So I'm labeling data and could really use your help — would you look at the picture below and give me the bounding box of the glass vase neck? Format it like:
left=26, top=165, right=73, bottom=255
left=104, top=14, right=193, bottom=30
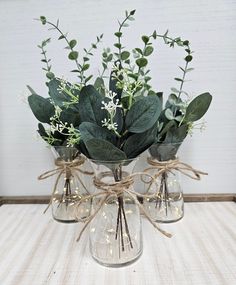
left=149, top=141, right=183, bottom=161
left=51, top=146, right=80, bottom=161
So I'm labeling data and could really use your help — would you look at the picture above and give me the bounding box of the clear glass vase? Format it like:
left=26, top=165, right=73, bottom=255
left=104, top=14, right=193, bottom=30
left=51, top=146, right=92, bottom=223
left=89, top=158, right=142, bottom=267
left=142, top=142, right=184, bottom=223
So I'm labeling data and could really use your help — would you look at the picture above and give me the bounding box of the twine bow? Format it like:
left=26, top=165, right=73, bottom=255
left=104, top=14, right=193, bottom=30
left=38, top=156, right=94, bottom=213
left=142, top=157, right=208, bottom=198
left=74, top=171, right=172, bottom=242
left=145, top=157, right=208, bottom=180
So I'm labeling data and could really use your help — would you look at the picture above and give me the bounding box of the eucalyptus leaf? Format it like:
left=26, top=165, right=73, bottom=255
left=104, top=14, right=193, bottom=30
left=184, top=93, right=212, bottom=122
left=79, top=122, right=116, bottom=144
left=121, top=51, right=130, bottom=60
left=27, top=85, right=38, bottom=95
left=85, top=138, right=127, bottom=161
left=151, top=124, right=188, bottom=160
left=165, top=124, right=188, bottom=143
left=94, top=77, right=105, bottom=95
left=46, top=72, right=55, bottom=80
left=37, top=123, right=48, bottom=138
left=125, top=95, right=161, bottom=133
left=69, top=39, right=77, bottom=48
left=136, top=57, right=148, bottom=68
left=59, top=109, right=80, bottom=126
left=78, top=85, right=107, bottom=126
left=28, top=94, right=54, bottom=124
left=68, top=51, right=78, bottom=60
left=141, top=35, right=149, bottom=44
left=123, top=125, right=157, bottom=158
left=48, top=78, right=76, bottom=108
left=144, top=46, right=154, bottom=56
left=149, top=142, right=181, bottom=161
left=158, top=120, right=177, bottom=139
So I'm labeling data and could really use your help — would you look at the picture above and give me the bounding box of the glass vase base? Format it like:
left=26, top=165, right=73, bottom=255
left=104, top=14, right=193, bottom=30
left=91, top=248, right=143, bottom=268
left=53, top=217, right=78, bottom=224
left=155, top=215, right=184, bottom=223
left=144, top=197, right=184, bottom=223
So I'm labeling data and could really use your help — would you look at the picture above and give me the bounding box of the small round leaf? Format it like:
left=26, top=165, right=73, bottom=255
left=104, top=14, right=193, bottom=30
left=121, top=51, right=130, bottom=60
left=68, top=51, right=78, bottom=60
left=144, top=46, right=154, bottom=56
left=69, top=39, right=77, bottom=48
left=136, top=57, right=148, bottom=68
left=185, top=55, right=193, bottom=62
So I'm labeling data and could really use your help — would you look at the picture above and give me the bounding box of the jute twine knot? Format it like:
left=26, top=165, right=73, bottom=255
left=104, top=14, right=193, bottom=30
left=38, top=156, right=94, bottom=213
left=74, top=171, right=172, bottom=243
left=141, top=157, right=208, bottom=198
left=93, top=172, right=134, bottom=196
left=145, top=157, right=208, bottom=180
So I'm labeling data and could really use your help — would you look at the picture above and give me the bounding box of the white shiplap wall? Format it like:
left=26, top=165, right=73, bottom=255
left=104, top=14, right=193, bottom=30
left=0, top=0, right=236, bottom=195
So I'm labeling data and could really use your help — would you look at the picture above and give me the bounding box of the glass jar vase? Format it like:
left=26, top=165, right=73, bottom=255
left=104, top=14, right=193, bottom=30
left=142, top=142, right=184, bottom=223
left=50, top=146, right=92, bottom=223
left=88, top=159, right=142, bottom=267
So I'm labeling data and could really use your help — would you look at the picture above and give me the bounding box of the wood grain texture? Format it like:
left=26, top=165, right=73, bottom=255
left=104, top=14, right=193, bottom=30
left=0, top=194, right=236, bottom=205
left=0, top=203, right=236, bottom=285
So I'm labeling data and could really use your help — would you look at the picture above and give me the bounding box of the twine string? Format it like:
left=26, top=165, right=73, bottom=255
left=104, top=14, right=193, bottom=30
left=38, top=156, right=94, bottom=213
left=74, top=171, right=172, bottom=242
left=142, top=157, right=208, bottom=202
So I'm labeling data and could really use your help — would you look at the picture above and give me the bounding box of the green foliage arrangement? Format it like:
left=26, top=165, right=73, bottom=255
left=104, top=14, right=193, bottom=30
left=28, top=10, right=212, bottom=162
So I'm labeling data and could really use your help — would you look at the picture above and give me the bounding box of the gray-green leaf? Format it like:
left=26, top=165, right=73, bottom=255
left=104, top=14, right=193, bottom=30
left=184, top=93, right=212, bottom=122
left=123, top=125, right=157, bottom=158
left=136, top=57, right=148, bottom=68
left=28, top=94, right=54, bottom=124
left=125, top=95, right=161, bottom=133
left=85, top=138, right=127, bottom=161
left=144, top=46, right=154, bottom=56
left=68, top=51, right=78, bottom=60
left=79, top=122, right=116, bottom=144
left=78, top=85, right=107, bottom=126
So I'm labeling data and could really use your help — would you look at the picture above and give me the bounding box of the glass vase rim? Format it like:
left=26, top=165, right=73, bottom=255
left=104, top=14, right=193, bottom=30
left=89, top=157, right=138, bottom=164
left=51, top=145, right=80, bottom=151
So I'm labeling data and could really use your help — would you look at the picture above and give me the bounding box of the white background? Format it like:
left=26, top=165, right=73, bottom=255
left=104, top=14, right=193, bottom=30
left=0, top=0, right=235, bottom=196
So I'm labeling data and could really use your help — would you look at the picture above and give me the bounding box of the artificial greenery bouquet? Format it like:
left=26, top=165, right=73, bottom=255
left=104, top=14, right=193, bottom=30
left=27, top=9, right=212, bottom=266
left=28, top=10, right=212, bottom=163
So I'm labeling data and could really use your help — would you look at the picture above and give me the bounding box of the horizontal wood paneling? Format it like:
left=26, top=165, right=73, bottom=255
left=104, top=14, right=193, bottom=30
left=0, top=194, right=235, bottom=205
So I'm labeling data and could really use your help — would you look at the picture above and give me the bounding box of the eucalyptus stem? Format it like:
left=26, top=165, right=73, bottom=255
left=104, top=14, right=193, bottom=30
left=117, top=13, right=131, bottom=60
left=44, top=20, right=81, bottom=72
left=38, top=16, right=102, bottom=86
left=40, top=44, right=51, bottom=72
left=177, top=60, right=188, bottom=99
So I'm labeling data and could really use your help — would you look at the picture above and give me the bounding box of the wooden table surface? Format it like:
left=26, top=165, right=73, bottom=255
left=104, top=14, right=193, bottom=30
left=0, top=202, right=235, bottom=285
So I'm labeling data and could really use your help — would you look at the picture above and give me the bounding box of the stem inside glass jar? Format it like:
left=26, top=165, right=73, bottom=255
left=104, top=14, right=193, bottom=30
left=112, top=166, right=133, bottom=252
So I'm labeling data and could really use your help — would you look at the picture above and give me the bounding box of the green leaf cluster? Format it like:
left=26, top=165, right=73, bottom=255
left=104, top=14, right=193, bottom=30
left=28, top=10, right=212, bottom=163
